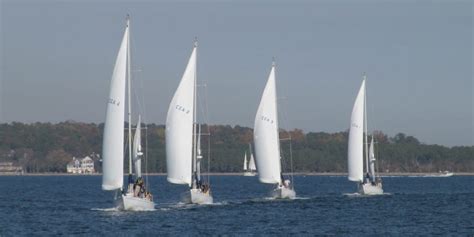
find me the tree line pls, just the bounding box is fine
[0,121,472,173]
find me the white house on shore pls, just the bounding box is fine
[67,156,95,174]
[0,162,24,174]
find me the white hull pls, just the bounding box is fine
[117,192,155,211]
[272,185,296,199]
[186,188,213,204]
[358,182,384,195]
[243,172,257,176]
[424,172,453,177]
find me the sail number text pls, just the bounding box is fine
[260,115,274,124]
[351,122,360,129]
[108,98,120,106]
[175,105,190,114]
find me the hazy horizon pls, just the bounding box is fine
[1,0,472,146]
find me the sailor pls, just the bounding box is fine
[202,184,209,194]
[140,184,146,198]
[134,177,143,197]
[145,191,153,201]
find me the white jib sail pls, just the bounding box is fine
[165,46,196,186]
[348,79,365,182]
[133,115,143,178]
[102,23,129,190]
[196,124,202,181]
[249,152,257,171]
[243,153,248,171]
[369,136,376,178]
[254,64,282,184]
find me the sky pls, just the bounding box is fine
[0,0,472,146]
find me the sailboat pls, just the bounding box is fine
[347,73,383,195]
[243,144,257,176]
[101,16,154,210]
[166,40,213,204]
[254,60,296,199]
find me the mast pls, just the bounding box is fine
[272,58,282,184]
[363,73,369,179]
[126,15,133,176]
[192,38,198,188]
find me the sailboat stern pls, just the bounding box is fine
[272,185,296,199]
[117,192,155,211]
[189,188,213,204]
[358,182,383,195]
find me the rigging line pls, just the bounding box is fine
[196,81,210,181]
[129,30,151,186]
[145,125,149,190]
[289,134,294,187]
[368,77,381,178]
[277,93,295,182]
[131,62,150,185]
[375,136,380,178]
[123,132,130,174]
[204,83,211,184]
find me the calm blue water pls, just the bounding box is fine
[0,175,473,236]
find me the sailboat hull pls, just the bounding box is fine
[272,185,296,199]
[358,182,384,195]
[117,192,155,211]
[188,188,213,204]
[243,172,257,176]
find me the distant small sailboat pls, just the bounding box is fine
[243,143,257,176]
[347,73,383,195]
[254,60,296,199]
[438,171,454,177]
[101,16,154,210]
[423,171,454,177]
[166,39,213,204]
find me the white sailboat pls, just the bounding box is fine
[101,16,154,210]
[347,74,383,195]
[243,144,257,176]
[254,61,296,199]
[166,40,213,204]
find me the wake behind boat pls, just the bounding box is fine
[254,60,295,199]
[101,16,154,211]
[165,39,213,205]
[347,73,383,195]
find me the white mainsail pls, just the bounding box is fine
[165,45,196,186]
[102,23,129,191]
[348,79,365,182]
[243,153,248,171]
[369,136,376,179]
[249,152,257,171]
[133,115,143,178]
[254,64,281,184]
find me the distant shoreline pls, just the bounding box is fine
[1,172,473,176]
